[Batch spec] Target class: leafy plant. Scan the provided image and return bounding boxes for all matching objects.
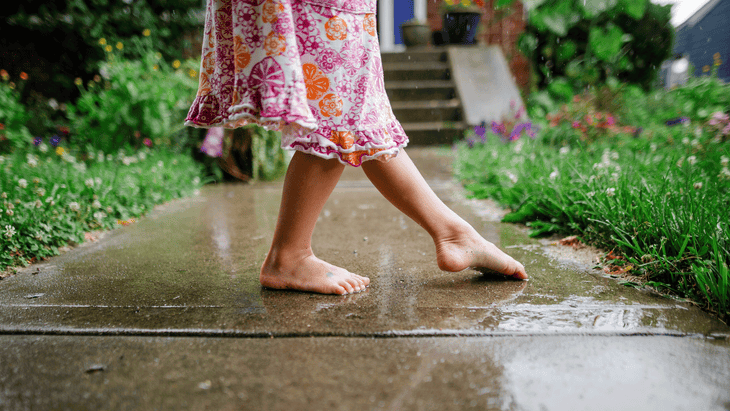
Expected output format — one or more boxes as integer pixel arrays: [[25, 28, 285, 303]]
[[67, 34, 199, 155], [442, 0, 485, 13], [509, 0, 673, 92], [0, 70, 33, 154]]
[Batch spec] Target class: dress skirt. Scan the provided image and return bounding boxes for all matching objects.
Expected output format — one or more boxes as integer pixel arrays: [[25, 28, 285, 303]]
[[185, 0, 409, 167]]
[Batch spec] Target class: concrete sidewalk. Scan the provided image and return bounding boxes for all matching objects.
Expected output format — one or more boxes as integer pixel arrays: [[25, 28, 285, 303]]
[[1, 148, 729, 410]]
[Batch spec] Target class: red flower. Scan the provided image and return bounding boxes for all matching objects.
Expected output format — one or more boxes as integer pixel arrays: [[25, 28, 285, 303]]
[[0, 123, 4, 130], [143, 138, 152, 147], [19, 72, 28, 80]]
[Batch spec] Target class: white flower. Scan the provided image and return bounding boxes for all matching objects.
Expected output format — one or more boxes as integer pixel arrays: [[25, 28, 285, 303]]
[[97, 151, 105, 162], [38, 143, 48, 153], [192, 177, 201, 185], [691, 139, 699, 147], [106, 154, 113, 162], [95, 177, 102, 186], [610, 151, 619, 160], [587, 191, 596, 197], [18, 179, 28, 188], [85, 178, 95, 188], [1, 192, 6, 199], [3, 225, 16, 238], [682, 137, 690, 145], [505, 171, 518, 184], [26, 154, 38, 168], [36, 188, 46, 197], [549, 169, 559, 180], [721, 156, 729, 167], [93, 211, 106, 220], [106, 206, 113, 213], [157, 161, 164, 168], [5, 209, 13, 216], [719, 167, 730, 180], [122, 157, 133, 166], [73, 163, 86, 173], [559, 146, 570, 155], [606, 187, 616, 197], [0, 155, 5, 164], [687, 156, 697, 165], [69, 202, 80, 212], [45, 196, 53, 203], [92, 200, 101, 209], [650, 143, 657, 152], [48, 98, 59, 110], [693, 182, 703, 190], [138, 152, 147, 161], [34, 199, 42, 208]]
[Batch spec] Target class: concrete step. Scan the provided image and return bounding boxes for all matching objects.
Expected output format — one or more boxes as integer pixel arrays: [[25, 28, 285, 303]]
[[383, 62, 451, 81], [381, 49, 448, 64], [391, 99, 461, 122], [385, 80, 456, 101], [402, 121, 466, 145]]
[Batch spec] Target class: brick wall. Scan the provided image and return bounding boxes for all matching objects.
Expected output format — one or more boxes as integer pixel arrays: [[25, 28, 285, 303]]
[[426, 0, 531, 93]]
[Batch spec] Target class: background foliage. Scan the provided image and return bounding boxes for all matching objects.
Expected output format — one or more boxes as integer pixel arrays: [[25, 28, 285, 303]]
[[0, 0, 203, 105]]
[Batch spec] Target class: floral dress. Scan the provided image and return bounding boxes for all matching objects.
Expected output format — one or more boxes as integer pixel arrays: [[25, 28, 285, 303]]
[[185, 0, 409, 167]]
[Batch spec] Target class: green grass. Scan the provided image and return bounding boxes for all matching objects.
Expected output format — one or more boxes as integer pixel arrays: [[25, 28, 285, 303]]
[[455, 125, 730, 322], [0, 143, 207, 275]]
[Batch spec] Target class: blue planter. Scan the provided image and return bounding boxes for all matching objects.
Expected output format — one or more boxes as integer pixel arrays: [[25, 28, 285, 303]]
[[442, 12, 481, 45]]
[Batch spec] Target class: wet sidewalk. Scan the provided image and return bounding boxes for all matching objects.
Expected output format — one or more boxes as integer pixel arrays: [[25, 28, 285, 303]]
[[1, 148, 729, 410]]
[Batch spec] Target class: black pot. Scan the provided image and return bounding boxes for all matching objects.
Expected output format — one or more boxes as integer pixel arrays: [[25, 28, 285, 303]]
[[442, 12, 481, 45]]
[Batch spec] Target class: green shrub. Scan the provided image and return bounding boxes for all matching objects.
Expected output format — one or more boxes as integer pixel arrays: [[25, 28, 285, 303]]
[[0, 71, 33, 154], [0, 0, 202, 104], [67, 35, 200, 155]]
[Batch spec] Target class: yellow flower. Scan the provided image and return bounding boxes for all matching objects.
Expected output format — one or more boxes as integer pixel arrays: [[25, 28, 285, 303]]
[[105, 45, 113, 52], [74, 77, 83, 86], [173, 60, 181, 69], [56, 147, 65, 156], [116, 42, 123, 50], [153, 64, 159, 71], [715, 59, 723, 67], [143, 29, 151, 37], [99, 38, 107, 45], [188, 69, 197, 78]]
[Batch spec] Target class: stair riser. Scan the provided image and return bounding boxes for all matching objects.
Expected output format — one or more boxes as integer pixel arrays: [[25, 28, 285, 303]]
[[386, 88, 455, 101], [393, 107, 461, 122], [384, 69, 450, 81], [381, 52, 448, 63], [403, 129, 464, 145]]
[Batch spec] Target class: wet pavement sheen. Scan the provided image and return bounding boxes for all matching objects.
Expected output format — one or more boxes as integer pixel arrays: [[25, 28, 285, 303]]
[[1, 147, 729, 410]]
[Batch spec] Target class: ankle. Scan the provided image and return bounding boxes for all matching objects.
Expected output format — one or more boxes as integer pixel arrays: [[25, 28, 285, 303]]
[[262, 245, 314, 272]]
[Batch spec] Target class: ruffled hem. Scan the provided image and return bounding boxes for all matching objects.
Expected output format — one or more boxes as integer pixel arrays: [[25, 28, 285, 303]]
[[185, 97, 409, 167], [286, 121, 409, 166]]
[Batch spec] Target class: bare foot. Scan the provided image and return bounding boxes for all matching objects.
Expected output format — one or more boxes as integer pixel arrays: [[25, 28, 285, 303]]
[[260, 253, 370, 295], [434, 223, 528, 280]]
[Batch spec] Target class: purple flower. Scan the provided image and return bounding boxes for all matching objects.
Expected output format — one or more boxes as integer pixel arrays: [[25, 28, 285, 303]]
[[50, 135, 61, 146], [474, 124, 486, 142], [33, 136, 42, 146], [491, 121, 506, 136], [143, 138, 153, 147], [200, 127, 224, 157]]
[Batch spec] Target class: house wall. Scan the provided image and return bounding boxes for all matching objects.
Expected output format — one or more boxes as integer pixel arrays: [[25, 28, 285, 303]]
[[673, 0, 730, 82]]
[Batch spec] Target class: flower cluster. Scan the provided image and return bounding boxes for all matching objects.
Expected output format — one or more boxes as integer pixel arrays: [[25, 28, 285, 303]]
[[442, 0, 485, 12], [708, 111, 729, 142], [468, 103, 537, 148]]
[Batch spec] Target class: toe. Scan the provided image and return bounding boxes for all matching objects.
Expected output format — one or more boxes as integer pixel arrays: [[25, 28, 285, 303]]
[[340, 281, 355, 294]]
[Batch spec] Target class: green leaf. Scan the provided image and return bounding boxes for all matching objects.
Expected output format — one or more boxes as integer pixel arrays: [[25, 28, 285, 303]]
[[495, 0, 517, 9], [547, 78, 574, 101], [620, 0, 646, 19], [589, 24, 625, 61], [556, 40, 577, 62]]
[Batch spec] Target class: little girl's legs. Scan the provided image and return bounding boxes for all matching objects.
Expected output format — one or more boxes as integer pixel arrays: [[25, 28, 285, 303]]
[[260, 151, 370, 295], [361, 149, 527, 279]]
